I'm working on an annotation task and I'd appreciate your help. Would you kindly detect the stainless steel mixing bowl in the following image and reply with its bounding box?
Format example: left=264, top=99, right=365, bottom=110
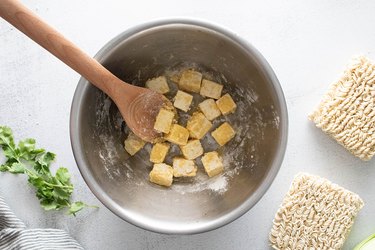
left=70, top=19, right=288, bottom=234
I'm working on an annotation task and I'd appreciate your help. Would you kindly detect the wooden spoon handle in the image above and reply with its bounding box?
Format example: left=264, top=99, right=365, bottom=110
left=0, top=0, right=123, bottom=97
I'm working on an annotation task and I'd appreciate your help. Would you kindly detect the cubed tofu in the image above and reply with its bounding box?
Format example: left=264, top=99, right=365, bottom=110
left=216, top=93, right=237, bottom=115
left=149, top=163, right=173, bottom=187
left=124, top=133, right=146, bottom=156
left=154, top=108, right=175, bottom=133
left=178, top=70, right=202, bottom=93
left=180, top=139, right=204, bottom=160
left=145, top=76, right=169, bottom=94
left=211, top=122, right=236, bottom=146
left=200, top=79, right=223, bottom=99
left=198, top=99, right=221, bottom=121
left=172, top=157, right=197, bottom=177
left=201, top=151, right=223, bottom=177
left=150, top=142, right=170, bottom=163
left=169, top=73, right=180, bottom=83
left=186, top=112, right=212, bottom=139
left=173, top=90, right=193, bottom=112
left=165, top=124, right=189, bottom=145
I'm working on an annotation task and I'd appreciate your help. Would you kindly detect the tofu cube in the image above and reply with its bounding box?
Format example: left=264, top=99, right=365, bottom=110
left=154, top=108, right=175, bottom=133
left=211, top=122, right=236, bottom=146
left=216, top=93, right=237, bottom=115
left=180, top=139, right=204, bottom=160
left=149, top=163, right=173, bottom=187
left=145, top=76, right=169, bottom=94
left=186, top=112, right=212, bottom=139
left=198, top=99, right=221, bottom=121
left=165, top=124, right=189, bottom=145
left=201, top=151, right=223, bottom=177
left=200, top=79, right=223, bottom=99
left=150, top=142, right=170, bottom=163
left=178, top=70, right=202, bottom=93
left=169, top=73, right=180, bottom=83
left=173, top=90, right=193, bottom=112
left=124, top=133, right=146, bottom=156
left=172, top=157, right=197, bottom=177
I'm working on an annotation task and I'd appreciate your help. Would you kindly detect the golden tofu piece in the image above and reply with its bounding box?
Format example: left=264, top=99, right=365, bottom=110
left=169, top=72, right=180, bottom=83
left=211, top=122, right=236, bottom=146
left=186, top=112, right=212, bottom=139
left=173, top=90, right=193, bottom=112
left=149, top=163, right=173, bottom=187
left=180, top=139, right=203, bottom=160
left=145, top=76, right=169, bottom=94
left=200, top=79, right=223, bottom=99
left=154, top=108, right=175, bottom=134
left=150, top=142, right=170, bottom=163
left=178, top=70, right=202, bottom=93
left=172, top=157, right=197, bottom=177
left=216, top=93, right=237, bottom=115
left=124, top=133, right=146, bottom=156
left=164, top=124, right=189, bottom=145
left=201, top=151, right=223, bottom=177
left=198, top=99, right=221, bottom=121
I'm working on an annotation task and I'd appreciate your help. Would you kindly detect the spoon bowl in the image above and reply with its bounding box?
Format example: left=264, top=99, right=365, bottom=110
left=123, top=90, right=170, bottom=142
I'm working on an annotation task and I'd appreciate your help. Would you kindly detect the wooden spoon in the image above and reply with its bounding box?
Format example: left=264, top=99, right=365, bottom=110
left=0, top=0, right=170, bottom=142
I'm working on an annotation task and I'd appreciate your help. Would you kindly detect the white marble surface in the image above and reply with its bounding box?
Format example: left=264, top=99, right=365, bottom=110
left=1, top=0, right=375, bottom=249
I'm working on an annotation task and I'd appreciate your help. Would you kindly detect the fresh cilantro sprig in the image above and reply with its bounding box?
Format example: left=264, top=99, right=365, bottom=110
left=0, top=126, right=96, bottom=215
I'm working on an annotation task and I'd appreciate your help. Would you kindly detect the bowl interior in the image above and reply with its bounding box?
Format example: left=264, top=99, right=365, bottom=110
left=72, top=21, right=286, bottom=233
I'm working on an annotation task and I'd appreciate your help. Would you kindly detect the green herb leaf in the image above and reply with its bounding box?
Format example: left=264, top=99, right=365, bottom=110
left=0, top=164, right=9, bottom=172
left=0, top=126, right=15, bottom=148
left=0, top=126, right=18, bottom=160
left=8, top=162, right=25, bottom=174
left=68, top=201, right=89, bottom=216
left=36, top=151, right=55, bottom=167
left=40, top=200, right=59, bottom=211
left=55, top=167, right=71, bottom=185
left=0, top=125, right=96, bottom=215
left=18, top=138, right=45, bottom=161
left=33, top=152, right=55, bottom=176
left=3, top=147, right=17, bottom=160
left=53, top=186, right=72, bottom=200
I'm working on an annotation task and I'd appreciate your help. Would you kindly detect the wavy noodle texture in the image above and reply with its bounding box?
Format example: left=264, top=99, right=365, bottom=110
left=269, top=173, right=364, bottom=250
left=309, top=56, right=375, bottom=161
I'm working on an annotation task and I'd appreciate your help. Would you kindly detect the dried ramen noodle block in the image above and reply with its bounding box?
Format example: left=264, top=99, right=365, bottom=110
left=309, top=56, right=375, bottom=161
left=269, top=173, right=364, bottom=250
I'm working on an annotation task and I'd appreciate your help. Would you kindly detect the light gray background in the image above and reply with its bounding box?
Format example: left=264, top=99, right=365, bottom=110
left=1, top=0, right=375, bottom=249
